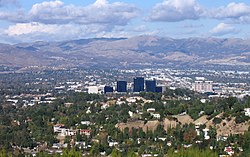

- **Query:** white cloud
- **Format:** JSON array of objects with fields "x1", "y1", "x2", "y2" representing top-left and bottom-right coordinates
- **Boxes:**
[
  {"x1": 0, "y1": 11, "x2": 9, "y2": 19},
  {"x1": 210, "y1": 23, "x2": 239, "y2": 36},
  {"x1": 133, "y1": 25, "x2": 147, "y2": 32},
  {"x1": 148, "y1": 0, "x2": 203, "y2": 22},
  {"x1": 28, "y1": 0, "x2": 138, "y2": 26},
  {"x1": 5, "y1": 22, "x2": 60, "y2": 36},
  {"x1": 210, "y1": 2, "x2": 250, "y2": 23},
  {"x1": 180, "y1": 24, "x2": 204, "y2": 28},
  {"x1": 93, "y1": 0, "x2": 108, "y2": 7},
  {"x1": 0, "y1": 0, "x2": 139, "y2": 42},
  {"x1": 30, "y1": 0, "x2": 64, "y2": 15},
  {"x1": 3, "y1": 22, "x2": 118, "y2": 42},
  {"x1": 96, "y1": 31, "x2": 131, "y2": 39}
]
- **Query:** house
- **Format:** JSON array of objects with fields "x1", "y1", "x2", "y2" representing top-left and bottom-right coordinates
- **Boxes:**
[
  {"x1": 53, "y1": 124, "x2": 65, "y2": 133},
  {"x1": 81, "y1": 121, "x2": 91, "y2": 126},
  {"x1": 200, "y1": 99, "x2": 206, "y2": 103},
  {"x1": 184, "y1": 144, "x2": 192, "y2": 148},
  {"x1": 158, "y1": 137, "x2": 167, "y2": 141},
  {"x1": 128, "y1": 111, "x2": 133, "y2": 117},
  {"x1": 152, "y1": 113, "x2": 161, "y2": 119},
  {"x1": 64, "y1": 103, "x2": 73, "y2": 108},
  {"x1": 141, "y1": 154, "x2": 159, "y2": 157},
  {"x1": 86, "y1": 107, "x2": 91, "y2": 114},
  {"x1": 203, "y1": 128, "x2": 210, "y2": 140},
  {"x1": 217, "y1": 136, "x2": 228, "y2": 141},
  {"x1": 244, "y1": 108, "x2": 250, "y2": 117},
  {"x1": 167, "y1": 142, "x2": 172, "y2": 146},
  {"x1": 52, "y1": 143, "x2": 68, "y2": 149},
  {"x1": 61, "y1": 129, "x2": 77, "y2": 136},
  {"x1": 224, "y1": 146, "x2": 234, "y2": 156},
  {"x1": 75, "y1": 142, "x2": 86, "y2": 149},
  {"x1": 101, "y1": 103, "x2": 109, "y2": 110},
  {"x1": 126, "y1": 97, "x2": 137, "y2": 103},
  {"x1": 80, "y1": 129, "x2": 91, "y2": 136},
  {"x1": 7, "y1": 99, "x2": 19, "y2": 104},
  {"x1": 54, "y1": 124, "x2": 77, "y2": 136},
  {"x1": 147, "y1": 108, "x2": 156, "y2": 113},
  {"x1": 126, "y1": 96, "x2": 145, "y2": 103},
  {"x1": 108, "y1": 141, "x2": 119, "y2": 147}
]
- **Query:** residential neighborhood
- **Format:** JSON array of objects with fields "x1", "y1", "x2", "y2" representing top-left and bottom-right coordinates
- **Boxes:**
[{"x1": 0, "y1": 68, "x2": 249, "y2": 156}]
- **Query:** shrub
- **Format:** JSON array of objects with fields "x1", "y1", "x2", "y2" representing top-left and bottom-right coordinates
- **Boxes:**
[{"x1": 212, "y1": 117, "x2": 222, "y2": 124}]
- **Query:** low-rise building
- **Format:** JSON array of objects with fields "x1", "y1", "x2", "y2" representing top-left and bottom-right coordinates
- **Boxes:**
[
  {"x1": 244, "y1": 108, "x2": 250, "y2": 117},
  {"x1": 80, "y1": 129, "x2": 91, "y2": 136}
]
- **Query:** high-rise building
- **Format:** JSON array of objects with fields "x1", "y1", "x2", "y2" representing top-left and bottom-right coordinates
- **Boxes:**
[
  {"x1": 104, "y1": 86, "x2": 113, "y2": 94},
  {"x1": 133, "y1": 77, "x2": 144, "y2": 92},
  {"x1": 155, "y1": 86, "x2": 163, "y2": 93},
  {"x1": 194, "y1": 81, "x2": 203, "y2": 92},
  {"x1": 117, "y1": 81, "x2": 127, "y2": 92},
  {"x1": 145, "y1": 80, "x2": 156, "y2": 92},
  {"x1": 194, "y1": 79, "x2": 213, "y2": 93},
  {"x1": 203, "y1": 81, "x2": 213, "y2": 92}
]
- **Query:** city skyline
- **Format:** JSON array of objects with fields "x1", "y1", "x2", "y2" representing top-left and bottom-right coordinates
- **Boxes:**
[{"x1": 1, "y1": 0, "x2": 250, "y2": 43}]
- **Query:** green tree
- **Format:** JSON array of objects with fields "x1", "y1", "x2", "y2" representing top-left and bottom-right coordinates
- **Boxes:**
[
  {"x1": 62, "y1": 148, "x2": 82, "y2": 157},
  {"x1": 111, "y1": 148, "x2": 122, "y2": 157},
  {"x1": 89, "y1": 143, "x2": 100, "y2": 156},
  {"x1": 138, "y1": 128, "x2": 145, "y2": 138},
  {"x1": 167, "y1": 147, "x2": 218, "y2": 157},
  {"x1": 0, "y1": 148, "x2": 11, "y2": 157},
  {"x1": 127, "y1": 149, "x2": 138, "y2": 157}
]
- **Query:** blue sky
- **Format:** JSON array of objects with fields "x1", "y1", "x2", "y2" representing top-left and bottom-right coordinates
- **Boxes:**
[{"x1": 1, "y1": 0, "x2": 250, "y2": 43}]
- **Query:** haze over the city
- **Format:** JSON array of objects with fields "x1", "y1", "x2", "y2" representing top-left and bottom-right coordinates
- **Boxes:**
[{"x1": 1, "y1": 0, "x2": 250, "y2": 43}]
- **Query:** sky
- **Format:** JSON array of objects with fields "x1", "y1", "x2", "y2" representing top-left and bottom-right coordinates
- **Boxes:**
[{"x1": 1, "y1": 0, "x2": 250, "y2": 43}]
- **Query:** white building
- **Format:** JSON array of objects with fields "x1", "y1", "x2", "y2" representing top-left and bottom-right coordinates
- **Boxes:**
[
  {"x1": 152, "y1": 113, "x2": 161, "y2": 119},
  {"x1": 224, "y1": 147, "x2": 234, "y2": 156},
  {"x1": 194, "y1": 79, "x2": 213, "y2": 93},
  {"x1": 87, "y1": 86, "x2": 99, "y2": 94},
  {"x1": 80, "y1": 129, "x2": 91, "y2": 136},
  {"x1": 53, "y1": 124, "x2": 77, "y2": 136},
  {"x1": 109, "y1": 142, "x2": 119, "y2": 147},
  {"x1": 204, "y1": 81, "x2": 213, "y2": 92},
  {"x1": 203, "y1": 128, "x2": 210, "y2": 140},
  {"x1": 244, "y1": 108, "x2": 250, "y2": 117},
  {"x1": 147, "y1": 108, "x2": 156, "y2": 113},
  {"x1": 81, "y1": 121, "x2": 91, "y2": 126},
  {"x1": 128, "y1": 111, "x2": 133, "y2": 117},
  {"x1": 53, "y1": 124, "x2": 65, "y2": 133}
]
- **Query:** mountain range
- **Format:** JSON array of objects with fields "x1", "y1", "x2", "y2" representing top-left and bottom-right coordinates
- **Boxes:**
[{"x1": 1, "y1": 36, "x2": 250, "y2": 69}]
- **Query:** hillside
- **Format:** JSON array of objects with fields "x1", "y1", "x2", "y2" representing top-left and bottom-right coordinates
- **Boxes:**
[
  {"x1": 116, "y1": 114, "x2": 250, "y2": 138},
  {"x1": 1, "y1": 36, "x2": 250, "y2": 69}
]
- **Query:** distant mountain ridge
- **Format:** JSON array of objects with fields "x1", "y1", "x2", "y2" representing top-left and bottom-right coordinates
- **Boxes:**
[{"x1": 0, "y1": 36, "x2": 250, "y2": 69}]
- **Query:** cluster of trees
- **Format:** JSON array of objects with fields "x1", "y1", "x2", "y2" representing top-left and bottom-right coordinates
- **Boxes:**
[
  {"x1": 139, "y1": 88, "x2": 196, "y2": 101},
  {"x1": 142, "y1": 95, "x2": 250, "y2": 121},
  {"x1": 167, "y1": 148, "x2": 218, "y2": 157},
  {"x1": 0, "y1": 90, "x2": 250, "y2": 156}
]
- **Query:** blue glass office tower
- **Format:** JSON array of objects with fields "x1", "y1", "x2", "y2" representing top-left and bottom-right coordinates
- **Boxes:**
[
  {"x1": 117, "y1": 81, "x2": 127, "y2": 92},
  {"x1": 145, "y1": 80, "x2": 156, "y2": 92},
  {"x1": 104, "y1": 86, "x2": 113, "y2": 93},
  {"x1": 133, "y1": 77, "x2": 144, "y2": 92},
  {"x1": 156, "y1": 86, "x2": 162, "y2": 93}
]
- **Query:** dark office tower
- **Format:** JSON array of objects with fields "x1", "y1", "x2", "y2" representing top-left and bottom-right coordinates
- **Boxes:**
[
  {"x1": 104, "y1": 86, "x2": 113, "y2": 94},
  {"x1": 145, "y1": 80, "x2": 156, "y2": 92},
  {"x1": 156, "y1": 86, "x2": 163, "y2": 93},
  {"x1": 117, "y1": 81, "x2": 127, "y2": 92},
  {"x1": 133, "y1": 77, "x2": 144, "y2": 92}
]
